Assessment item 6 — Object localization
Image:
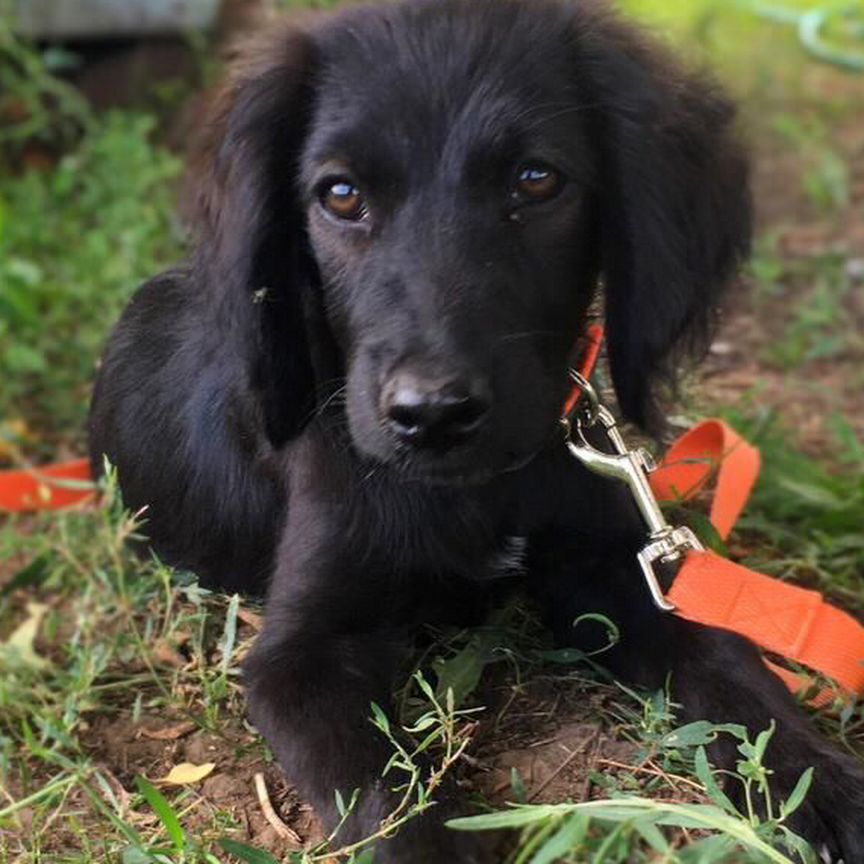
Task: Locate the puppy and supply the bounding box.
[89,0,864,860]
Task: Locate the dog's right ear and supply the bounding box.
[572,4,751,433]
[192,23,324,446]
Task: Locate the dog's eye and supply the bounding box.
[513,163,562,203]
[320,180,367,221]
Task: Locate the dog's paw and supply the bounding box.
[774,747,864,863]
[368,811,496,864]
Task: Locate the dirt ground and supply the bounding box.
[703,85,864,452]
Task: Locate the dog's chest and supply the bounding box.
[358,479,527,581]
[484,534,528,580]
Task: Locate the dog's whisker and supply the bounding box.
[315,383,349,417]
[361,465,380,484]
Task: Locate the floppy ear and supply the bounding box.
[577,10,752,431]
[192,23,326,446]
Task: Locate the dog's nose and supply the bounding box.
[381,370,491,450]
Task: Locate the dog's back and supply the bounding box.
[89,268,284,590]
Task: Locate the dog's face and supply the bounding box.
[301,5,599,481]
[197,0,751,479]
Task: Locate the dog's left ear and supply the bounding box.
[577,9,752,430]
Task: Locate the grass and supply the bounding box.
[0,477,262,861]
[1,4,863,863]
[0,110,183,454]
[717,408,864,599]
[449,718,817,864]
[0,482,842,863]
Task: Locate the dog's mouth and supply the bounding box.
[377,418,562,487]
[392,451,538,487]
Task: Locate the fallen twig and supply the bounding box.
[254,772,302,845]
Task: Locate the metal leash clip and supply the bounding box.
[562,371,704,612]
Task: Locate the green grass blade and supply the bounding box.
[218,838,281,864]
[135,776,185,852]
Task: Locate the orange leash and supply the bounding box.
[649,420,760,541]
[668,549,864,704]
[562,329,864,705]
[0,457,94,512]
[651,419,864,704]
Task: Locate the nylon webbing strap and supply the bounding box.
[650,420,760,541]
[0,458,94,512]
[669,550,864,700]
[653,419,864,703]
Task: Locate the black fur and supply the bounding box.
[89,1,864,860]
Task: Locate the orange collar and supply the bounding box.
[563,323,605,418]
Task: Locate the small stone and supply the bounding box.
[845,258,864,281]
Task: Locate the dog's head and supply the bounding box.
[195,0,750,483]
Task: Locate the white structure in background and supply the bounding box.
[13,0,222,39]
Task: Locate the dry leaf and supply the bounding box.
[152,640,186,668]
[0,418,33,462]
[140,721,196,741]
[1,602,49,669]
[157,761,216,785]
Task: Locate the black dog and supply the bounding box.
[89,0,864,860]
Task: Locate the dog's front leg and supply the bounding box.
[243,496,488,863]
[530,530,864,861]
